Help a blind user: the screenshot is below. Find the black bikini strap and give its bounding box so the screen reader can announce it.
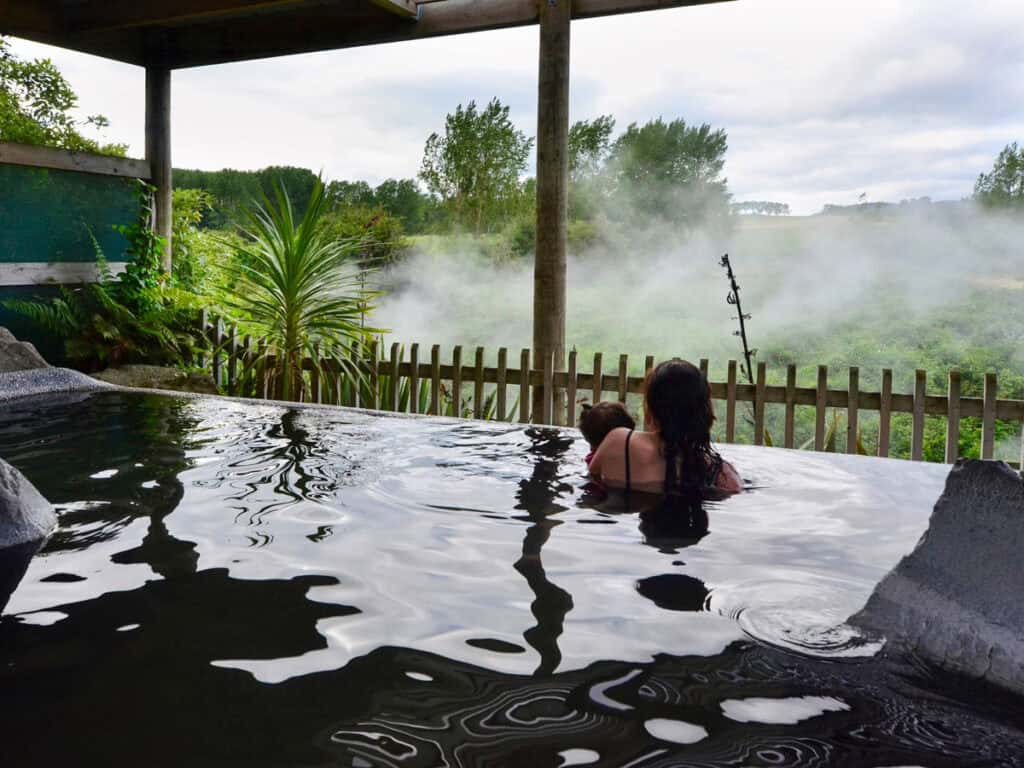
[624,429,634,495]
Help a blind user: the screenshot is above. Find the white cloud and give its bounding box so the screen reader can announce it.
[7,0,1023,213]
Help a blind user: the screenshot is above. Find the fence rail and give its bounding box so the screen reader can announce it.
[200,314,1024,466]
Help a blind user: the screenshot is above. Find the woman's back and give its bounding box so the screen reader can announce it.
[589,427,741,494]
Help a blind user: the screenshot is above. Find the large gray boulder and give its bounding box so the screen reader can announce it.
[0,458,57,549]
[852,459,1024,694]
[91,364,219,394]
[0,326,49,373]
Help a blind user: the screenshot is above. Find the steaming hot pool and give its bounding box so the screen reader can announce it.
[2,389,1024,766]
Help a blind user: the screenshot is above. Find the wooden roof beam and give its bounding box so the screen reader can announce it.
[64,0,339,34]
[367,0,420,19]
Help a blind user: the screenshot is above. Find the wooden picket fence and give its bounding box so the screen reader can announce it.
[200,314,1024,465]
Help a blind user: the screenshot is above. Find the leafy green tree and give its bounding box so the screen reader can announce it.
[607,117,730,227]
[569,115,615,183]
[327,179,376,209]
[321,205,409,267]
[0,36,125,155]
[419,98,534,234]
[221,178,380,401]
[372,178,433,234]
[974,143,1024,210]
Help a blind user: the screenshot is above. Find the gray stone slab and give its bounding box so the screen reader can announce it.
[0,326,49,373]
[852,459,1024,694]
[0,367,114,404]
[0,458,57,550]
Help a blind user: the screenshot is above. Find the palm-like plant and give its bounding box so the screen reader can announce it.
[224,178,381,401]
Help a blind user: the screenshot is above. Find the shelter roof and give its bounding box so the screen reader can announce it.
[2,0,730,69]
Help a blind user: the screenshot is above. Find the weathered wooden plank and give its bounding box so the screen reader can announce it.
[847,367,859,454]
[725,360,737,443]
[911,370,926,461]
[496,347,508,421]
[982,372,997,460]
[644,355,654,375]
[618,354,629,403]
[699,358,709,379]
[542,350,554,425]
[451,345,463,418]
[814,366,827,452]
[473,346,485,419]
[878,369,892,458]
[566,349,578,428]
[0,140,151,179]
[389,342,401,412]
[241,335,253,398]
[145,67,172,272]
[211,317,224,388]
[519,348,531,424]
[784,364,796,449]
[409,343,420,414]
[591,352,603,405]
[226,324,238,395]
[367,340,380,410]
[430,344,441,415]
[945,370,960,463]
[753,362,766,446]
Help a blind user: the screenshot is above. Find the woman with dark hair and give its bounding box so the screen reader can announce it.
[588,359,741,495]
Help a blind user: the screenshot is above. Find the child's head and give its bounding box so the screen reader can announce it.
[579,401,636,450]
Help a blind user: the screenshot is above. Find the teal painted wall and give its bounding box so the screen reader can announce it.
[0,163,144,365]
[0,163,140,264]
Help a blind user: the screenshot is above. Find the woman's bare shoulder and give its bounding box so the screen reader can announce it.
[716,460,743,493]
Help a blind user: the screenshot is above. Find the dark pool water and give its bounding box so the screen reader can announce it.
[2,390,1024,767]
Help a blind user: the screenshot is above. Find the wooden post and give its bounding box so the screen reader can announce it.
[725,360,737,443]
[847,367,859,454]
[430,344,441,415]
[368,340,379,410]
[451,345,463,418]
[473,346,485,419]
[911,370,926,461]
[532,0,571,419]
[753,361,766,446]
[311,342,322,404]
[945,370,960,463]
[617,354,628,403]
[591,352,603,406]
[878,369,892,458]
[814,365,827,452]
[982,372,997,460]
[566,349,578,428]
[519,348,531,423]
[198,309,208,369]
[542,350,554,425]
[497,348,508,421]
[226,324,238,396]
[409,343,420,414]
[241,335,253,397]
[211,317,223,388]
[784,364,796,449]
[389,342,401,412]
[145,66,172,274]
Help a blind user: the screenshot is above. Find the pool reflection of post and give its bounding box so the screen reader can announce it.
[513,427,576,676]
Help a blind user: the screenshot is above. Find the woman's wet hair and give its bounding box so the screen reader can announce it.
[644,359,724,495]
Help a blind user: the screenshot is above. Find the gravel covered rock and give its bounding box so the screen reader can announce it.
[853,459,1024,694]
[0,367,113,403]
[92,364,219,395]
[0,326,49,373]
[0,458,56,550]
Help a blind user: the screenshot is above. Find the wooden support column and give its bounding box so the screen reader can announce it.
[145,66,173,274]
[532,0,571,422]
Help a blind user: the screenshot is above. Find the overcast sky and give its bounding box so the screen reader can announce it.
[9,0,1024,214]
